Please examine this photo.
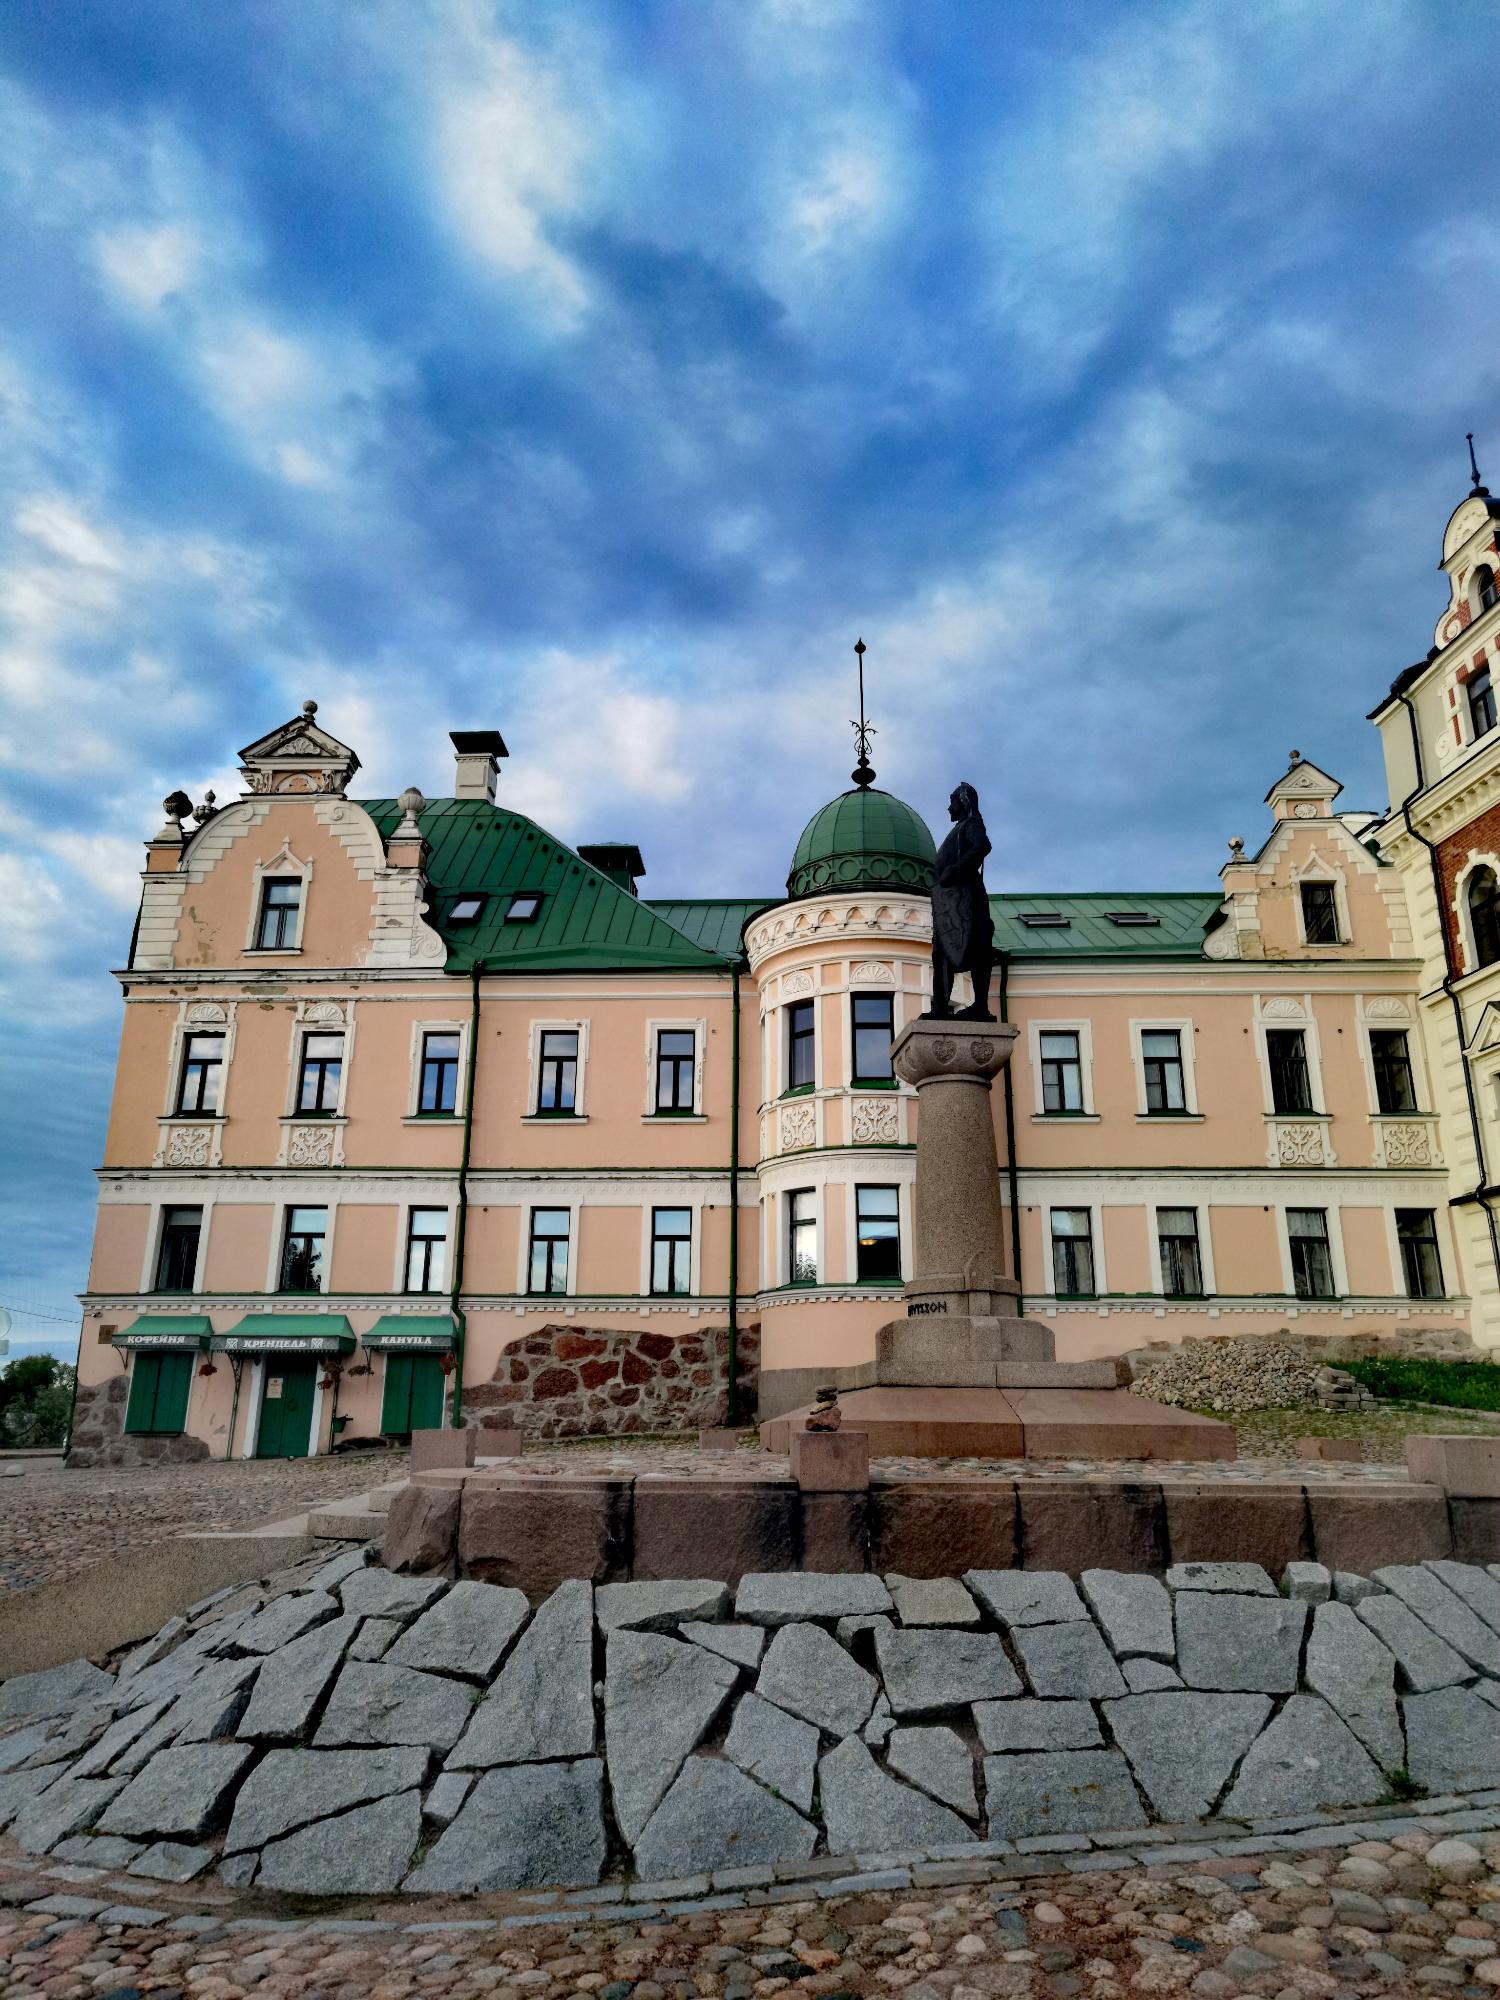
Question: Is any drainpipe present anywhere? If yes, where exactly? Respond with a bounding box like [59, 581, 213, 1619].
[998, 952, 1024, 1309]
[448, 962, 483, 1426]
[1393, 690, 1500, 1294]
[726, 962, 743, 1427]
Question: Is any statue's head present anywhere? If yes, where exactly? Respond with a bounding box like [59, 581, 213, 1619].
[948, 781, 979, 821]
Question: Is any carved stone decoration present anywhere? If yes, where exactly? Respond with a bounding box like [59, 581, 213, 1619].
[850, 960, 893, 983]
[165, 1125, 213, 1169]
[851, 1098, 899, 1144]
[782, 969, 814, 998]
[1381, 1121, 1434, 1167]
[304, 1000, 345, 1026]
[1262, 997, 1306, 1019]
[287, 1124, 336, 1168]
[1293, 802, 1317, 818]
[1275, 1122, 1327, 1167]
[1364, 996, 1411, 1020]
[185, 1001, 226, 1025]
[780, 1101, 817, 1151]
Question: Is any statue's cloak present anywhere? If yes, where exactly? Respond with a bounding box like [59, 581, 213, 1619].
[932, 811, 994, 972]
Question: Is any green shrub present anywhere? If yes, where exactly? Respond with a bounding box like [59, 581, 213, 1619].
[1340, 1356, 1500, 1411]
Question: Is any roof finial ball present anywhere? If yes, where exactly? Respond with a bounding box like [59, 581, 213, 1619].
[303, 698, 318, 719]
[1288, 749, 1302, 766]
[850, 637, 877, 790]
[398, 785, 426, 830]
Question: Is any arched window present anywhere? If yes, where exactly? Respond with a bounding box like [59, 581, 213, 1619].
[1475, 564, 1498, 614]
[1468, 866, 1500, 970]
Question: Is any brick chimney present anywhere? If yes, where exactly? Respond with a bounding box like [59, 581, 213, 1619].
[450, 730, 508, 804]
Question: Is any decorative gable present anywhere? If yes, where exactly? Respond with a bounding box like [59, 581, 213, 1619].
[239, 701, 360, 798]
[1265, 752, 1341, 821]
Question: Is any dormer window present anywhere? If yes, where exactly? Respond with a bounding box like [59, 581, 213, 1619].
[505, 893, 542, 923]
[1469, 666, 1495, 741]
[1300, 881, 1340, 945]
[256, 878, 301, 950]
[449, 895, 486, 924]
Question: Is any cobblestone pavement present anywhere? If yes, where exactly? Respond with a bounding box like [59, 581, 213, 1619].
[0, 1454, 395, 1593]
[1, 1818, 1498, 2000]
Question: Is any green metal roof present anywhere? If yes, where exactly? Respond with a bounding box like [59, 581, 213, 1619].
[361, 799, 733, 974]
[114, 1314, 212, 1350]
[217, 1313, 357, 1353]
[645, 899, 773, 957]
[990, 893, 1221, 957]
[787, 788, 937, 898]
[361, 1313, 457, 1351]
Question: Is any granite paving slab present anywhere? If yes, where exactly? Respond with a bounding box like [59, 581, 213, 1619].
[722, 1691, 819, 1813]
[312, 1662, 472, 1753]
[0, 1766, 63, 1832]
[236, 1615, 360, 1742]
[1081, 1571, 1174, 1660]
[383, 1581, 530, 1681]
[1424, 1558, 1500, 1636]
[1372, 1565, 1500, 1674]
[423, 1770, 472, 1826]
[981, 1748, 1146, 1838]
[964, 1571, 1086, 1628]
[1175, 1592, 1306, 1693]
[735, 1573, 893, 1625]
[127, 1841, 215, 1882]
[875, 1627, 1022, 1713]
[1221, 1695, 1385, 1816]
[886, 1725, 979, 1816]
[604, 1631, 738, 1845]
[1167, 1562, 1275, 1595]
[885, 1576, 981, 1626]
[339, 1570, 449, 1623]
[974, 1700, 1101, 1752]
[1012, 1621, 1128, 1700]
[1102, 1692, 1271, 1821]
[225, 1746, 432, 1852]
[67, 1699, 173, 1780]
[1356, 1593, 1470, 1691]
[757, 1622, 879, 1737]
[257, 1789, 423, 1895]
[1303, 1601, 1403, 1771]
[0, 1722, 64, 1774]
[632, 1756, 817, 1879]
[596, 1580, 730, 1633]
[99, 1744, 254, 1842]
[350, 1617, 402, 1661]
[0, 1661, 114, 1726]
[1121, 1659, 1183, 1692]
[1401, 1686, 1500, 1791]
[1283, 1561, 1332, 1604]
[819, 1734, 974, 1853]
[405, 1758, 608, 1893]
[229, 1590, 339, 1656]
[446, 1579, 595, 1770]
[681, 1622, 765, 1670]
[14, 1776, 125, 1854]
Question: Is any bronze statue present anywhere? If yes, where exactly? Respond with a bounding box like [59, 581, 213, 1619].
[928, 781, 995, 1020]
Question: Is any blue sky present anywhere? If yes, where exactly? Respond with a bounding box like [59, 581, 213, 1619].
[1, 0, 1496, 1362]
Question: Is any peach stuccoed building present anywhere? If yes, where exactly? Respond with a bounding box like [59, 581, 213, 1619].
[72, 481, 1499, 1465]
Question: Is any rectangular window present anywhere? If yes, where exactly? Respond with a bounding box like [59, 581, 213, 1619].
[1370, 1029, 1418, 1113]
[1288, 1208, 1335, 1299]
[1470, 667, 1496, 740]
[1301, 882, 1340, 945]
[855, 1185, 901, 1282]
[651, 1207, 692, 1295]
[787, 1000, 816, 1092]
[654, 1029, 696, 1113]
[418, 1031, 460, 1115]
[851, 994, 895, 1084]
[1396, 1208, 1444, 1301]
[1039, 1031, 1083, 1114]
[1267, 1028, 1313, 1113]
[405, 1207, 449, 1293]
[1157, 1207, 1204, 1298]
[256, 877, 302, 950]
[1141, 1029, 1186, 1113]
[788, 1189, 817, 1285]
[297, 1031, 344, 1114]
[1050, 1208, 1096, 1297]
[279, 1206, 328, 1292]
[154, 1206, 202, 1293]
[177, 1032, 224, 1115]
[124, 1351, 193, 1436]
[528, 1208, 571, 1295]
[537, 1030, 579, 1113]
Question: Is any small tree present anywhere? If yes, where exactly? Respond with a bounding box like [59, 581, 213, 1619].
[0, 1355, 77, 1449]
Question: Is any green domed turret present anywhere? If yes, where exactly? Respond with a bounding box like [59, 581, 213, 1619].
[787, 786, 937, 899]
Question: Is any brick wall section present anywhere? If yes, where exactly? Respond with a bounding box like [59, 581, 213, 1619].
[1435, 800, 1500, 971]
[67, 1375, 211, 1470]
[461, 1321, 761, 1440]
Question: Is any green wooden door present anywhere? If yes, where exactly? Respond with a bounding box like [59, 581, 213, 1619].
[124, 1351, 193, 1434]
[380, 1353, 446, 1435]
[255, 1359, 317, 1458]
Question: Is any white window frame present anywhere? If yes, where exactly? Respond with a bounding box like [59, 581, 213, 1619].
[1253, 996, 1325, 1117]
[526, 1018, 590, 1119]
[642, 1199, 699, 1297]
[1046, 1203, 1106, 1298]
[644, 1017, 706, 1117]
[1147, 1201, 1216, 1298]
[1289, 859, 1350, 950]
[1382, 1201, 1448, 1303]
[406, 1018, 470, 1120]
[1129, 1018, 1199, 1117]
[846, 1181, 906, 1287]
[518, 1199, 580, 1298]
[783, 1184, 822, 1287]
[1276, 1200, 1347, 1301]
[140, 1196, 212, 1295]
[396, 1198, 457, 1296]
[1358, 1014, 1423, 1117]
[1027, 1018, 1096, 1118]
[245, 839, 313, 954]
[1452, 852, 1500, 978]
[782, 992, 821, 1097]
[162, 1001, 238, 1121]
[284, 1001, 354, 1119]
[267, 1196, 337, 1295]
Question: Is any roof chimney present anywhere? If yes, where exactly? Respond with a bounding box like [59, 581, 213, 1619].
[450, 729, 507, 804]
[578, 843, 646, 896]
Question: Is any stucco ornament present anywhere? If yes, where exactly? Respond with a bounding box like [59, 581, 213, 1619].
[1275, 1122, 1327, 1167]
[288, 1125, 336, 1168]
[165, 1126, 213, 1169]
[850, 960, 893, 983]
[779, 1102, 816, 1151]
[851, 1098, 899, 1144]
[1381, 1122, 1434, 1167]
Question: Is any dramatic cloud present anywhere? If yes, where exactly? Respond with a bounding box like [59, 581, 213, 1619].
[0, 0, 1492, 1350]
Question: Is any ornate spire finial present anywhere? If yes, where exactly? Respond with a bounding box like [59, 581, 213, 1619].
[1468, 432, 1485, 494]
[1288, 748, 1302, 765]
[850, 637, 876, 789]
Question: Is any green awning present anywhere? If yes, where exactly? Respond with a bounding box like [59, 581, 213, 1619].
[113, 1314, 213, 1352]
[360, 1313, 457, 1353]
[217, 1312, 356, 1356]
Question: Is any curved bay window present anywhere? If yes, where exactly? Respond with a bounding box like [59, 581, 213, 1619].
[1468, 867, 1500, 971]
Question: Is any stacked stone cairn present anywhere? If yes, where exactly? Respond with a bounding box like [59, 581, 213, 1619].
[2, 1551, 1500, 1899]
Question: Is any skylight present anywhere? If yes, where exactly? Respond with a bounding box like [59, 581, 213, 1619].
[1019, 912, 1070, 928]
[505, 892, 543, 923]
[449, 895, 486, 924]
[1107, 911, 1160, 927]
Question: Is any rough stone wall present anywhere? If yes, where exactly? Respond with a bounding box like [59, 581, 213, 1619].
[462, 1322, 760, 1440]
[1124, 1326, 1476, 1381]
[66, 1373, 211, 1471]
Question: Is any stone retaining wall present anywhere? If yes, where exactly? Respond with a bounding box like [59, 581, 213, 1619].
[3, 1548, 1499, 1901]
[462, 1322, 759, 1440]
[385, 1467, 1500, 1598]
[66, 1376, 210, 1472]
